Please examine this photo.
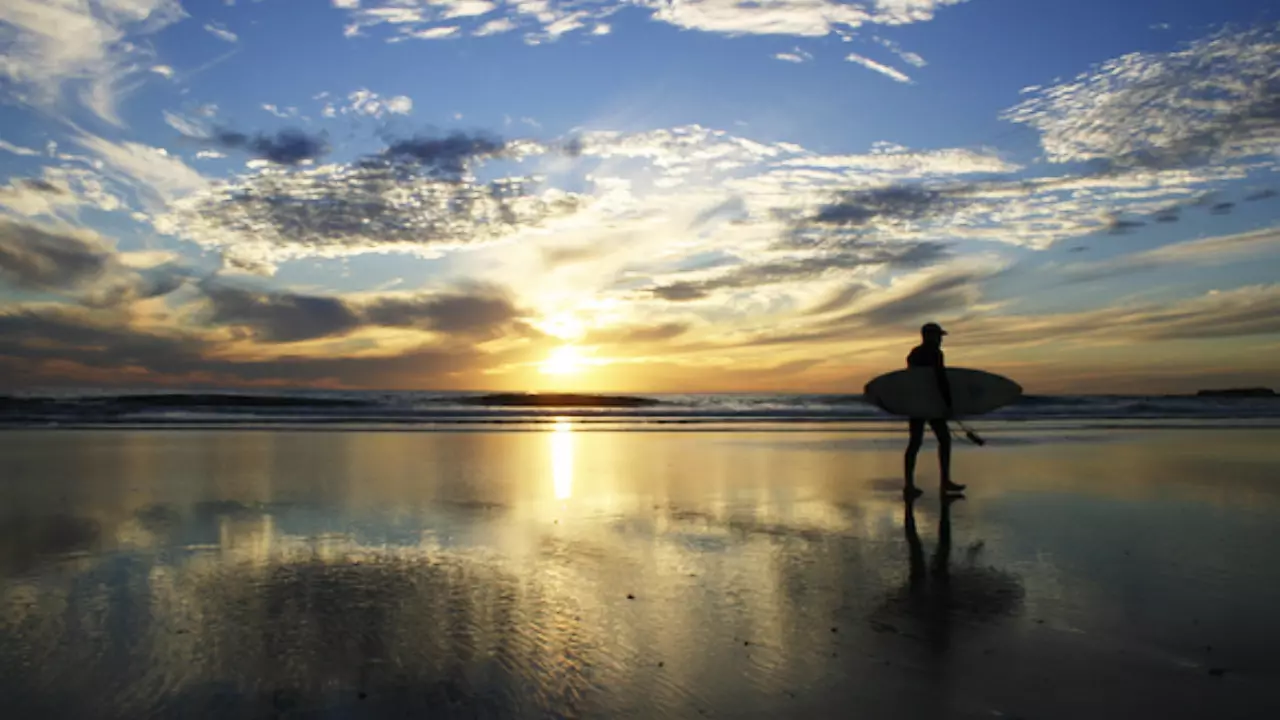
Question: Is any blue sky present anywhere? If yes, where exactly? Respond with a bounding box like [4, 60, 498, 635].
[1, 0, 1278, 393]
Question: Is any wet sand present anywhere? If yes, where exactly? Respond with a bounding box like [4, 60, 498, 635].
[1, 425, 1278, 719]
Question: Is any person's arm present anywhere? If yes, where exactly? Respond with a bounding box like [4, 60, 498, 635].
[935, 351, 953, 416]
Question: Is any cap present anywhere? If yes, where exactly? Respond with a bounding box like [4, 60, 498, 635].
[921, 322, 948, 336]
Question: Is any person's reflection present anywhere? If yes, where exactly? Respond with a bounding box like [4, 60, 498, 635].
[904, 494, 960, 651]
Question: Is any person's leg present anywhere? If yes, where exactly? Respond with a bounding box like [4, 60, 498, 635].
[904, 419, 925, 496]
[929, 419, 964, 492]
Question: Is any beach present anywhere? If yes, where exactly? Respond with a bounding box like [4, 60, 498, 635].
[2, 424, 1278, 719]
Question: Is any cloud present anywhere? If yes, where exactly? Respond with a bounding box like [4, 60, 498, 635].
[338, 0, 966, 45]
[149, 64, 175, 78]
[1245, 188, 1278, 202]
[1064, 225, 1280, 283]
[200, 282, 364, 343]
[409, 26, 460, 39]
[0, 218, 188, 306]
[873, 36, 926, 68]
[1004, 25, 1280, 172]
[135, 277, 524, 346]
[75, 134, 209, 208]
[650, 241, 951, 301]
[0, 306, 481, 389]
[325, 89, 416, 118]
[958, 284, 1280, 346]
[204, 22, 239, 43]
[845, 52, 912, 83]
[587, 321, 691, 345]
[380, 131, 510, 176]
[442, 0, 497, 19]
[805, 283, 869, 315]
[0, 0, 186, 124]
[362, 284, 521, 338]
[163, 110, 210, 138]
[0, 139, 42, 156]
[261, 104, 296, 119]
[195, 150, 226, 160]
[209, 128, 330, 165]
[474, 17, 516, 36]
[828, 263, 995, 330]
[774, 47, 813, 63]
[0, 219, 112, 291]
[0, 168, 124, 218]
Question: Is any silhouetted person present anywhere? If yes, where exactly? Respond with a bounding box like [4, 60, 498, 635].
[904, 322, 965, 497]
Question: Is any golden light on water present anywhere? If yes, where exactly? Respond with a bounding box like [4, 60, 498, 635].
[551, 419, 574, 500]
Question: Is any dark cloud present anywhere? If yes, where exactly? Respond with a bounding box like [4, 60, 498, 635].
[0, 219, 111, 291]
[1244, 188, 1278, 202]
[379, 132, 508, 178]
[541, 244, 602, 267]
[363, 285, 521, 339]
[1152, 208, 1180, 223]
[1209, 201, 1235, 215]
[200, 282, 363, 343]
[1105, 217, 1146, 235]
[193, 281, 524, 343]
[20, 178, 64, 194]
[82, 263, 193, 309]
[211, 128, 330, 165]
[651, 284, 710, 302]
[810, 186, 950, 228]
[650, 242, 949, 301]
[0, 307, 480, 390]
[586, 322, 691, 345]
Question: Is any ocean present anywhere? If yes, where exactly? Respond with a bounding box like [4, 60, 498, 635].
[2, 389, 1278, 428]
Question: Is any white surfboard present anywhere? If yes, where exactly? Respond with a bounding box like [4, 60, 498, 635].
[863, 367, 1022, 419]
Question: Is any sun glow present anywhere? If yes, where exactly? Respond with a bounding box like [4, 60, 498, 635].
[541, 345, 585, 375]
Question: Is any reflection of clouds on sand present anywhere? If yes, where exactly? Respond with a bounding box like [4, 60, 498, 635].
[0, 484, 947, 717]
[3, 430, 1279, 717]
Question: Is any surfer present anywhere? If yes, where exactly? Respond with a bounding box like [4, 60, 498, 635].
[904, 322, 966, 498]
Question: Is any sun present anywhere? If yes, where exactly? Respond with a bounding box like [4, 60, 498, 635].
[540, 345, 586, 375]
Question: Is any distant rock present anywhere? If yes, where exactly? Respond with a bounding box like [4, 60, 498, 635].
[1195, 388, 1276, 398]
[459, 393, 659, 408]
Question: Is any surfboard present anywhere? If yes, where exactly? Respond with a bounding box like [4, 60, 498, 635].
[863, 367, 1022, 419]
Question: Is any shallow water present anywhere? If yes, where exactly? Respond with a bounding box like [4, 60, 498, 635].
[1, 427, 1278, 719]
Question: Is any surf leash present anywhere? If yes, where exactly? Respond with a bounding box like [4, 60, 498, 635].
[952, 419, 986, 446]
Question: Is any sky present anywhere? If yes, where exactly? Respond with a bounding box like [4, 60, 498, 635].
[1, 0, 1278, 395]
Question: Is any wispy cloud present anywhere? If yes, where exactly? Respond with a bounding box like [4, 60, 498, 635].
[774, 48, 813, 63]
[204, 22, 239, 43]
[1064, 226, 1280, 282]
[844, 52, 912, 83]
[0, 139, 41, 157]
[0, 0, 186, 124]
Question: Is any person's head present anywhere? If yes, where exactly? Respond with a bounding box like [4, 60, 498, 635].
[920, 322, 947, 346]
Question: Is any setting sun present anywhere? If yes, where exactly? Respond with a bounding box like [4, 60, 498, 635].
[540, 346, 586, 375]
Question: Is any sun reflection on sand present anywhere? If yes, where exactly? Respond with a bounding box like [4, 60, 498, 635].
[552, 419, 574, 500]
